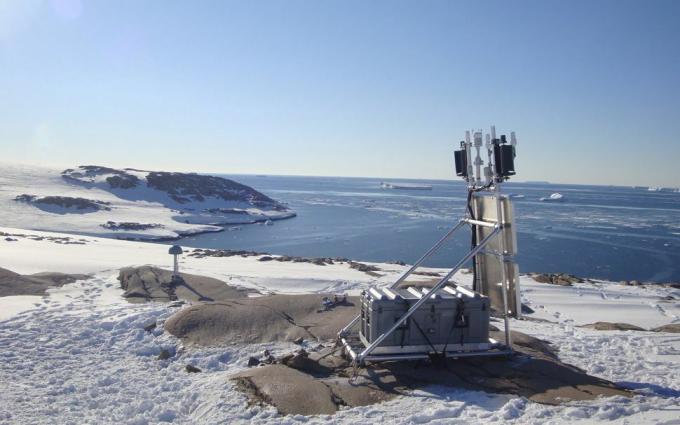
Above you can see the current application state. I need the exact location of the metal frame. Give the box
[338,126,519,367]
[338,196,515,365]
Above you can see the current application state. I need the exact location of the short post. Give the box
[168,245,183,282]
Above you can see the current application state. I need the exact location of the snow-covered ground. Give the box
[0,227,679,424]
[0,163,294,240]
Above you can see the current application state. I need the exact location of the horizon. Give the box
[2,0,680,187]
[4,158,670,189]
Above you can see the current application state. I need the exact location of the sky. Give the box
[1,0,679,187]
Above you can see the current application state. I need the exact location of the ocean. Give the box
[176,175,680,283]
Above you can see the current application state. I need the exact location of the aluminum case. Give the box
[359,285,491,355]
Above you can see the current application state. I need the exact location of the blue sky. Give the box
[1,0,679,186]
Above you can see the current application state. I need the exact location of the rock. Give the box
[280,349,310,370]
[165,294,358,346]
[293,337,304,345]
[532,273,583,286]
[158,349,172,360]
[0,267,89,297]
[233,365,337,415]
[144,322,157,332]
[232,329,630,416]
[118,266,250,303]
[247,357,261,367]
[258,256,274,262]
[185,364,201,373]
[652,324,680,333]
[348,261,381,274]
[581,322,646,331]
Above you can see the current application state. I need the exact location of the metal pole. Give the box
[357,226,501,363]
[338,219,467,337]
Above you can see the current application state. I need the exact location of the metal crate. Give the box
[359,285,490,355]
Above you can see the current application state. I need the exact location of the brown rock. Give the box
[652,324,680,333]
[581,322,646,331]
[185,364,201,373]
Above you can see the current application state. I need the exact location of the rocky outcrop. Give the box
[0,267,89,296]
[117,266,250,303]
[165,294,358,345]
[145,171,284,209]
[531,273,584,286]
[581,322,646,331]
[231,330,631,416]
[101,221,164,231]
[652,324,680,333]
[14,194,111,212]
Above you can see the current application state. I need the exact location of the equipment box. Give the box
[359,285,490,354]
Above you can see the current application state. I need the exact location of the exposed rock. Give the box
[293,337,304,345]
[158,349,172,360]
[145,171,285,209]
[101,221,164,231]
[348,261,381,275]
[247,357,261,367]
[14,194,111,212]
[652,324,680,333]
[0,231,87,245]
[531,273,584,286]
[185,364,201,373]
[0,267,89,297]
[232,329,629,416]
[118,266,250,303]
[581,322,646,331]
[106,174,140,189]
[144,322,157,332]
[258,256,274,262]
[165,294,358,346]
[233,366,337,415]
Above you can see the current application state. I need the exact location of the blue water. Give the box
[177,176,680,283]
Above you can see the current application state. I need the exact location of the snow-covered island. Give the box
[0,163,295,240]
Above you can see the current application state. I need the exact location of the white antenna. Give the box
[473,131,483,183]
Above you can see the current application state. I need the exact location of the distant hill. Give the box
[0,163,295,240]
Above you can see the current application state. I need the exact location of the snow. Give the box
[521,279,680,329]
[0,163,293,240]
[0,227,678,424]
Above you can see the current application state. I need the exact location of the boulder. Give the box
[581,322,646,331]
[0,267,89,297]
[165,294,358,346]
[652,324,680,333]
[185,364,201,373]
[117,266,250,303]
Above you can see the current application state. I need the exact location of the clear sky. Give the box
[1,0,679,186]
